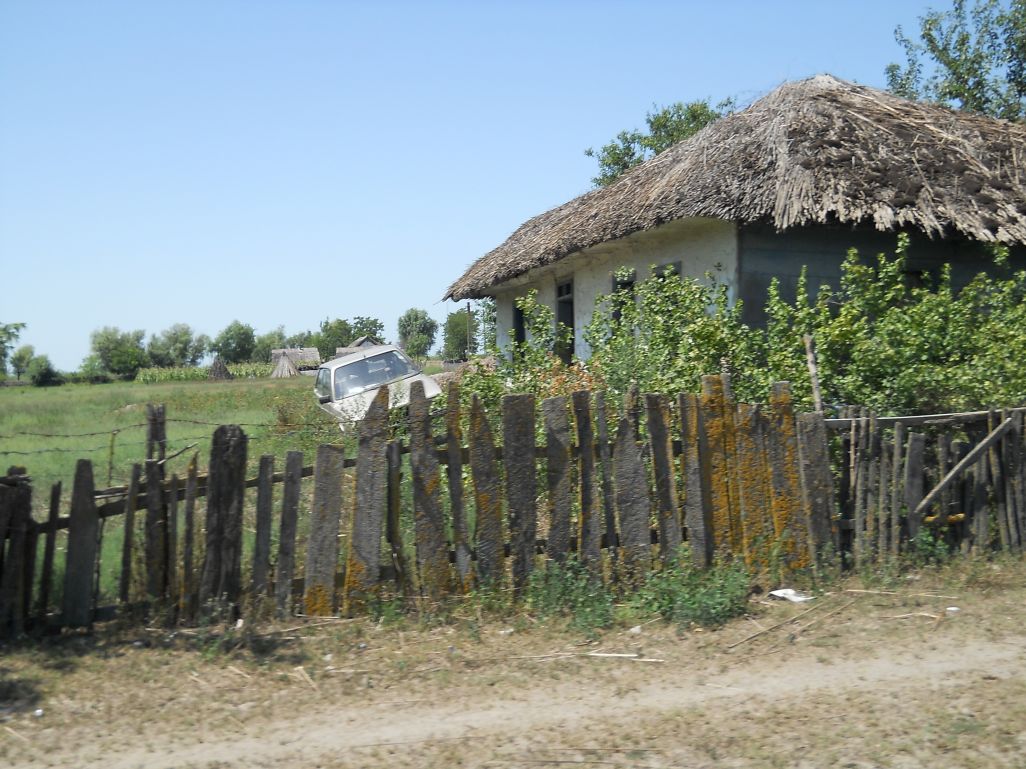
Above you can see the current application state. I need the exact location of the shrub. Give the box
[526,557,614,635]
[27,355,62,387]
[632,550,750,629]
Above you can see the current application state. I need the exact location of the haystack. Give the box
[208,356,233,380]
[270,353,299,378]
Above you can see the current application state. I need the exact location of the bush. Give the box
[526,558,614,635]
[27,355,62,387]
[632,550,750,628]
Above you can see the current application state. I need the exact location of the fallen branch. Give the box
[726,601,829,650]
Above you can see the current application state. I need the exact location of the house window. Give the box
[611,269,636,323]
[513,304,526,346]
[555,280,574,364]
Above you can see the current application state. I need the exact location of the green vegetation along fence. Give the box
[1,377,1024,637]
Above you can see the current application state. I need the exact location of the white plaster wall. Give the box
[490,217,738,360]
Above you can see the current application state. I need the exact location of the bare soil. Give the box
[3,559,1025,768]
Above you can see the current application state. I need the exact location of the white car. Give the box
[314,344,441,429]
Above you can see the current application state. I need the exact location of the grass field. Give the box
[0,377,344,505]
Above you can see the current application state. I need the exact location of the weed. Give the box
[632,548,750,629]
[909,528,950,567]
[525,558,614,636]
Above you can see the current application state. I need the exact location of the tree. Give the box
[585,99,733,186]
[314,318,354,361]
[442,307,479,360]
[350,316,385,342]
[10,345,34,381]
[212,320,256,363]
[90,326,149,380]
[147,323,208,367]
[0,322,26,375]
[252,326,287,364]
[397,308,438,358]
[886,0,1026,120]
[27,354,61,387]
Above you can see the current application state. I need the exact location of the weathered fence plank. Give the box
[446,381,472,588]
[37,481,61,618]
[573,391,601,569]
[504,394,537,592]
[542,396,572,564]
[614,412,651,585]
[343,387,389,614]
[386,440,412,594]
[63,460,97,628]
[700,375,734,552]
[768,384,806,567]
[904,432,927,540]
[735,403,771,568]
[594,392,618,572]
[199,426,248,615]
[795,412,835,568]
[145,459,166,599]
[0,477,32,636]
[889,422,906,558]
[678,392,713,568]
[877,436,891,558]
[167,474,180,611]
[303,443,345,616]
[182,456,198,621]
[275,450,302,618]
[469,394,503,585]
[410,381,452,601]
[252,454,275,597]
[646,393,683,561]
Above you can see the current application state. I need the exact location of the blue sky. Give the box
[2,0,933,370]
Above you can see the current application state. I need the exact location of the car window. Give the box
[333,351,418,397]
[315,368,331,398]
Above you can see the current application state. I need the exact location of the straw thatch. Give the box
[208,356,233,381]
[271,347,320,369]
[334,336,383,359]
[445,75,1026,300]
[270,353,299,378]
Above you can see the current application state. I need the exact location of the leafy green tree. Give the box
[90,326,150,380]
[585,99,733,186]
[397,308,438,358]
[212,320,256,364]
[27,354,61,387]
[285,330,313,348]
[314,318,354,360]
[10,345,34,380]
[252,326,287,363]
[350,316,385,342]
[0,322,26,375]
[886,0,1026,119]
[477,298,497,352]
[147,323,208,367]
[442,307,479,360]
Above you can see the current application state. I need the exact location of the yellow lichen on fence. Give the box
[700,375,735,552]
[769,384,809,569]
[735,404,771,569]
[303,583,333,617]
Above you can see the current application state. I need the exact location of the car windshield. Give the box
[333,350,418,398]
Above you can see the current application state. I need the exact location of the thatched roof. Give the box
[445,75,1026,300]
[270,354,299,378]
[334,336,383,359]
[271,347,320,368]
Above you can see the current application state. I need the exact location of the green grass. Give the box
[0,377,342,511]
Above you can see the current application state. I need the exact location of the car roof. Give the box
[319,344,404,371]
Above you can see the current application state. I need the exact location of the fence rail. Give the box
[2,377,1024,638]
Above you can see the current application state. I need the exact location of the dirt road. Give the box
[3,563,1025,768]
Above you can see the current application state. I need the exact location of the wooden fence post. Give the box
[795,413,835,570]
[182,455,198,621]
[385,440,412,594]
[678,392,713,568]
[700,375,733,552]
[469,394,503,586]
[37,481,61,619]
[735,403,771,568]
[645,393,682,562]
[503,394,537,593]
[63,460,97,628]
[768,383,806,569]
[200,425,248,617]
[614,410,651,586]
[343,387,389,615]
[0,474,32,636]
[543,396,572,564]
[167,474,180,614]
[904,432,927,541]
[594,392,618,572]
[303,442,345,616]
[145,459,167,599]
[275,450,302,618]
[252,455,275,597]
[572,391,601,570]
[410,381,452,600]
[889,422,906,558]
[445,381,472,588]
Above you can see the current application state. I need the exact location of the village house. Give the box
[444,75,1026,360]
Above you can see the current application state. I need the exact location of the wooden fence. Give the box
[2,377,1024,637]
